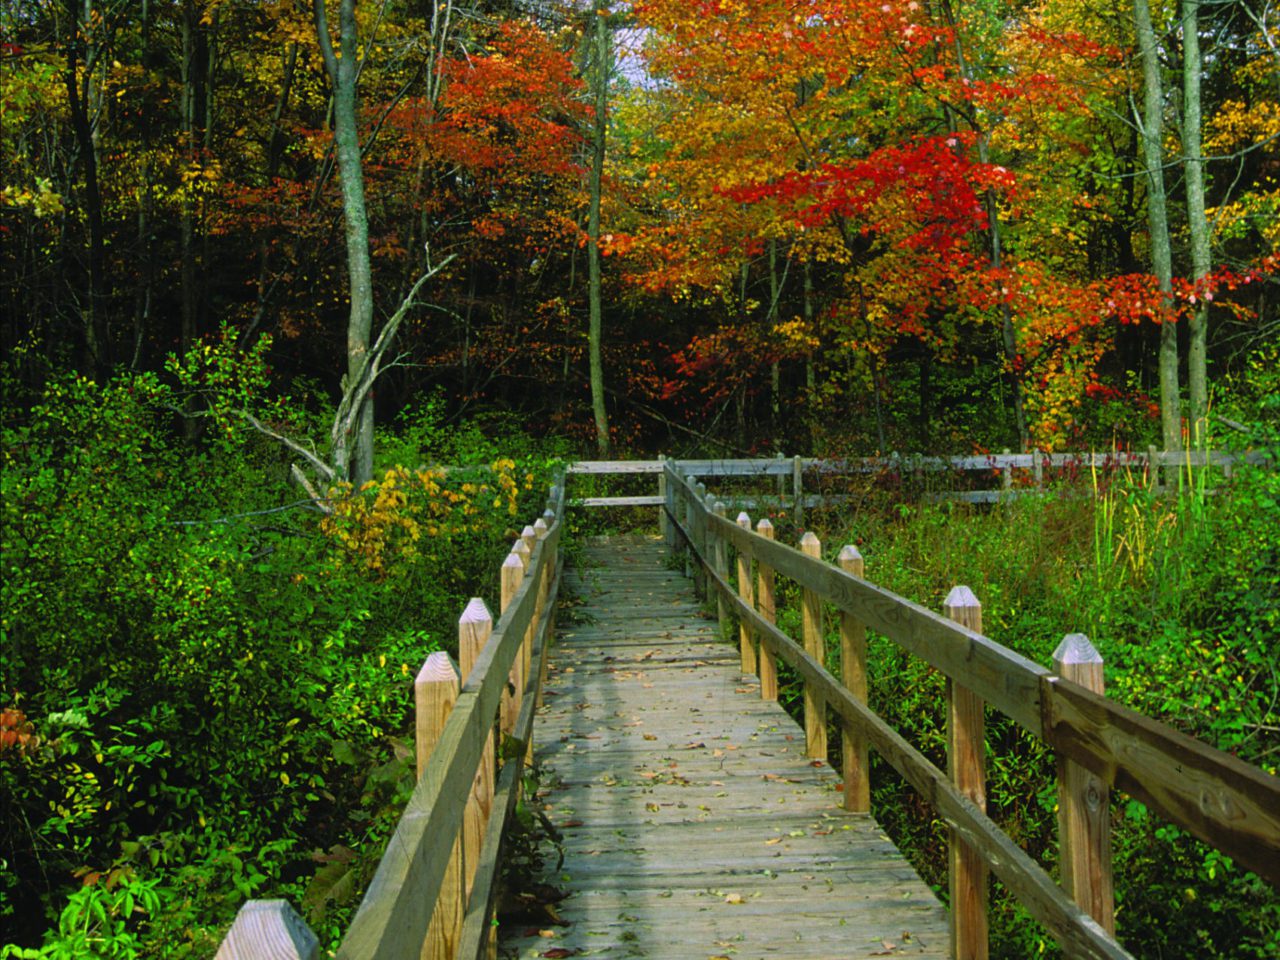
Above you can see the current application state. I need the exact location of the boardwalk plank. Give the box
[500,535,950,960]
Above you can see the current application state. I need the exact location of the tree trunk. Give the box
[131,0,154,369]
[587,5,611,457]
[1134,0,1181,457]
[180,0,200,357]
[64,0,110,375]
[316,0,376,483]
[1182,0,1210,446]
[766,244,781,447]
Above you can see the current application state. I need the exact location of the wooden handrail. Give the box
[664,465,1280,958]
[330,481,565,960]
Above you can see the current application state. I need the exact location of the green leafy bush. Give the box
[1,352,564,955]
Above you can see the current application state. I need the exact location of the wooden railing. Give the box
[216,481,566,960]
[570,447,1268,517]
[663,463,1280,960]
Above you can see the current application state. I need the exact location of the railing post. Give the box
[943,586,988,960]
[670,463,680,547]
[683,473,696,580]
[838,545,869,813]
[499,553,525,738]
[712,500,729,639]
[1148,443,1160,493]
[793,455,804,528]
[215,899,318,960]
[458,600,495,905]
[416,651,464,959]
[799,531,826,761]
[756,518,778,701]
[658,455,670,545]
[1001,447,1014,500]
[1054,633,1115,938]
[735,512,756,676]
[533,517,551,708]
[694,482,708,597]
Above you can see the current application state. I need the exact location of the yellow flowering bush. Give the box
[321,459,525,575]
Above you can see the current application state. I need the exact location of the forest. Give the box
[0,0,1277,957]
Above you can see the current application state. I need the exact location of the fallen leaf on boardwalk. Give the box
[725,744,739,751]
[540,949,581,958]
[810,759,823,767]
[712,749,724,757]
[559,820,584,828]
[646,802,660,812]
[734,687,752,693]
[538,930,557,938]
[765,837,782,845]
[643,733,657,740]
[684,741,706,749]
[724,892,744,904]
[870,941,898,955]
[709,955,733,959]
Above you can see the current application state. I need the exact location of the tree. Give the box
[314,0,377,484]
[587,4,612,456]
[1133,0,1180,455]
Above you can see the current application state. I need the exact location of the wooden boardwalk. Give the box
[500,535,950,960]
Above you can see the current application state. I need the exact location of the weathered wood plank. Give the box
[501,535,951,960]
[1042,674,1280,886]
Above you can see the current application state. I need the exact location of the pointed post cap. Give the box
[215,899,318,960]
[736,511,751,527]
[460,597,492,626]
[838,544,864,576]
[417,650,458,685]
[944,585,981,609]
[1054,633,1102,667]
[512,539,532,567]
[943,585,982,633]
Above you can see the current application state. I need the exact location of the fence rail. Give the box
[568,448,1271,512]
[662,462,1279,960]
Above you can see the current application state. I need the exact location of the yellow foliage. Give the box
[321,460,522,575]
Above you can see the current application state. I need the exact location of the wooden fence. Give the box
[569,447,1269,520]
[216,482,566,960]
[662,462,1280,960]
